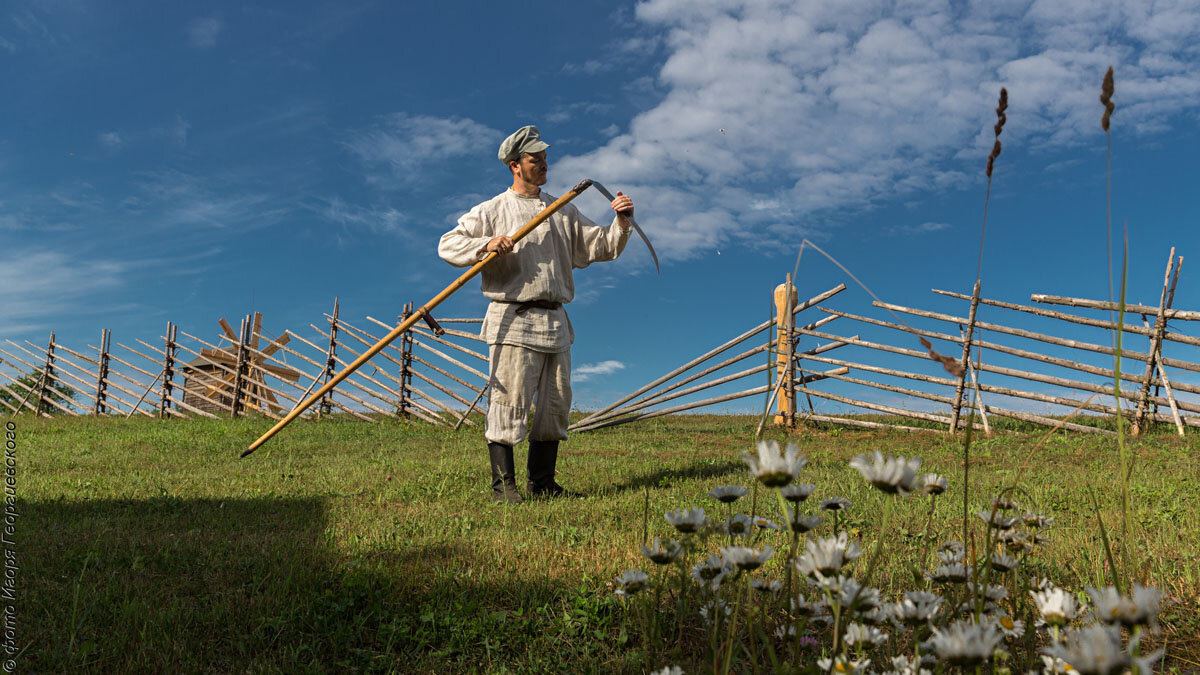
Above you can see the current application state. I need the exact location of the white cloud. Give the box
[892,221,952,235]
[0,36,16,53]
[345,113,500,183]
[98,131,121,148]
[551,0,1200,263]
[0,249,124,335]
[573,359,626,381]
[187,17,221,48]
[126,170,281,230]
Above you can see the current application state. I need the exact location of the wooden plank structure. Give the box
[3,247,1197,438]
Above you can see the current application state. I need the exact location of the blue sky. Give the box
[4,0,1200,419]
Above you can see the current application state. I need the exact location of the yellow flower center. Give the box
[1001,616,1015,630]
[834,664,848,673]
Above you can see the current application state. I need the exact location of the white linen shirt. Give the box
[438,188,631,352]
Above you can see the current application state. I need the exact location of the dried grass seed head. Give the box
[1101,66,1115,132]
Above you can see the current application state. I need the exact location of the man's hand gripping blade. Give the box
[589,180,660,275]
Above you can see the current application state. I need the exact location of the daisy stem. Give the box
[920,496,938,583]
[721,575,748,674]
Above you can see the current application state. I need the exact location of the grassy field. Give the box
[14,413,1200,672]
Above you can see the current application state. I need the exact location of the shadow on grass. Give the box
[24,496,625,673]
[611,459,746,493]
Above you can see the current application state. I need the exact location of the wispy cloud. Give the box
[125,170,282,230]
[891,221,952,235]
[0,249,125,335]
[552,0,1200,264]
[344,113,500,185]
[98,131,121,149]
[187,17,221,48]
[573,359,626,381]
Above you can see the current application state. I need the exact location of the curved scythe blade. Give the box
[589,180,660,275]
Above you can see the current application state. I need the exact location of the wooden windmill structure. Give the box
[182,312,301,416]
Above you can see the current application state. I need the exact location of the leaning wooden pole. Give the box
[948,280,981,433]
[1133,249,1176,434]
[397,302,414,420]
[40,332,57,414]
[244,179,596,456]
[92,329,111,415]
[320,297,340,419]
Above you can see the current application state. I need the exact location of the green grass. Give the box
[15,414,1200,672]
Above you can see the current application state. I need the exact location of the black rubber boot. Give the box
[488,442,523,504]
[527,440,571,497]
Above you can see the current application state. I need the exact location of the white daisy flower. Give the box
[893,591,943,626]
[977,509,1019,530]
[751,578,782,593]
[1031,586,1080,627]
[1042,624,1128,675]
[650,667,683,675]
[743,440,806,487]
[844,621,888,646]
[820,496,852,511]
[613,569,650,597]
[780,482,816,502]
[993,614,1024,638]
[998,530,1034,554]
[708,485,749,503]
[817,656,870,674]
[794,532,862,577]
[839,578,882,612]
[723,514,753,538]
[786,508,824,534]
[989,552,1020,573]
[641,537,683,565]
[929,619,1004,668]
[966,582,1008,602]
[859,605,893,626]
[920,473,949,496]
[938,541,965,560]
[888,655,933,675]
[1087,584,1162,630]
[690,553,733,592]
[849,450,922,495]
[752,515,781,531]
[720,545,774,571]
[929,563,970,584]
[1041,655,1075,674]
[665,507,708,533]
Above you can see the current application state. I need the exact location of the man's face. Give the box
[512,151,548,186]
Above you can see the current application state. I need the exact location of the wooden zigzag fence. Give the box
[3,248,1196,436]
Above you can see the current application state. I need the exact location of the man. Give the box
[438,125,634,504]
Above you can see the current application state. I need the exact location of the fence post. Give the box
[1133,249,1177,435]
[230,316,249,418]
[39,332,57,414]
[948,280,982,433]
[773,275,798,426]
[160,322,177,418]
[320,297,340,418]
[397,302,414,419]
[93,329,111,415]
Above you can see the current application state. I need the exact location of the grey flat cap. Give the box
[498,125,550,164]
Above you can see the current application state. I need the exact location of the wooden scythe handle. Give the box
[243,179,593,457]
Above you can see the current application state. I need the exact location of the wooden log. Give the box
[230,317,250,418]
[397,303,415,420]
[312,322,408,389]
[819,370,1107,435]
[10,342,98,408]
[262,334,376,421]
[397,387,447,419]
[948,281,982,433]
[0,355,79,416]
[1133,249,1176,434]
[754,361,792,439]
[40,332,57,415]
[1031,294,1200,321]
[404,383,459,422]
[409,355,486,395]
[281,330,401,411]
[791,382,971,429]
[408,338,489,382]
[793,327,1200,415]
[1154,360,1186,436]
[116,343,170,378]
[573,366,845,433]
[576,282,848,426]
[775,274,797,426]
[932,288,1200,348]
[0,374,52,417]
[872,300,1200,376]
[306,324,407,401]
[321,297,340,418]
[161,322,178,419]
[0,383,22,415]
[93,329,110,414]
[125,371,164,419]
[337,313,484,344]
[425,317,483,324]
[409,326,489,363]
[455,384,490,430]
[800,351,1196,428]
[818,306,1196,394]
[399,399,444,425]
[962,327,991,435]
[796,413,935,434]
